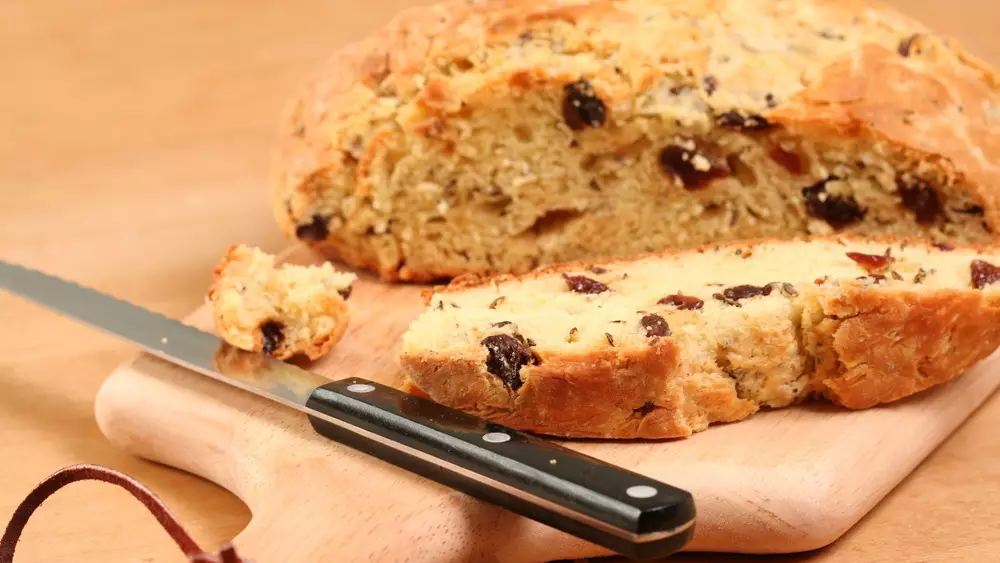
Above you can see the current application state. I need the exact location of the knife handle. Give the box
[304,378,695,561]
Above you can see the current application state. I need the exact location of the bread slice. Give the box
[273,0,1000,281]
[398,237,1000,439]
[208,245,356,360]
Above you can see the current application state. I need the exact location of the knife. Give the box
[0,259,695,560]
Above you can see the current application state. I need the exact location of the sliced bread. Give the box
[399,237,1000,438]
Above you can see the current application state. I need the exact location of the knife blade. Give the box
[0,259,695,560]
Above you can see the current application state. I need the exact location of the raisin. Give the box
[587,265,608,274]
[716,111,774,132]
[295,214,330,241]
[658,143,731,190]
[914,268,928,284]
[563,273,609,294]
[489,296,506,309]
[934,242,955,251]
[562,80,606,130]
[846,251,894,273]
[703,75,718,96]
[714,284,773,306]
[657,294,704,310]
[956,205,985,215]
[770,146,804,175]
[898,33,922,57]
[897,177,941,225]
[605,333,615,346]
[640,314,670,338]
[338,286,353,300]
[481,334,535,391]
[260,320,285,356]
[802,180,866,228]
[971,260,1000,289]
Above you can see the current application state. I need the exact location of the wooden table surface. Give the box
[2,1,1000,561]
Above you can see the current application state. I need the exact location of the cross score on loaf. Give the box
[272,0,1000,282]
[398,238,1000,439]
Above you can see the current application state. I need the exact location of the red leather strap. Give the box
[0,464,248,563]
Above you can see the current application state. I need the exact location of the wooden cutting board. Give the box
[93,245,1000,562]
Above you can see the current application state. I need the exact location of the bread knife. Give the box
[0,259,695,561]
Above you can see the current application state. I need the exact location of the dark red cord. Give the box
[0,464,248,562]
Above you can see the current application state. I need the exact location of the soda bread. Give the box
[208,245,356,360]
[273,0,1000,281]
[398,237,1000,438]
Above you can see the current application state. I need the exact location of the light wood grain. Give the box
[3,1,1000,562]
[92,246,1000,562]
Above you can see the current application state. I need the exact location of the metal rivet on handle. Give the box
[346,383,375,394]
[626,485,658,499]
[482,432,511,443]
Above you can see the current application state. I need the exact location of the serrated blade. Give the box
[0,259,329,411]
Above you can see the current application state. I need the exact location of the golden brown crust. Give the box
[810,286,1000,409]
[273,0,1000,282]
[401,339,760,439]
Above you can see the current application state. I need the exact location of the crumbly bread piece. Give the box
[208,245,357,360]
[274,0,1000,281]
[398,237,1000,439]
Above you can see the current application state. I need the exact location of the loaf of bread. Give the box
[208,245,356,360]
[398,237,1000,438]
[273,0,1000,281]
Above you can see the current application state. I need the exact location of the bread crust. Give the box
[273,0,1000,281]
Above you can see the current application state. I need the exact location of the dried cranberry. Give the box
[716,111,773,132]
[770,146,803,175]
[563,273,609,294]
[971,260,1000,289]
[295,214,330,241]
[481,334,535,390]
[260,320,285,356]
[640,314,670,338]
[897,177,941,225]
[562,80,606,130]
[846,251,894,273]
[657,294,704,310]
[802,180,866,228]
[658,143,731,190]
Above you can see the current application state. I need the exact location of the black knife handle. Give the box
[305,378,695,561]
